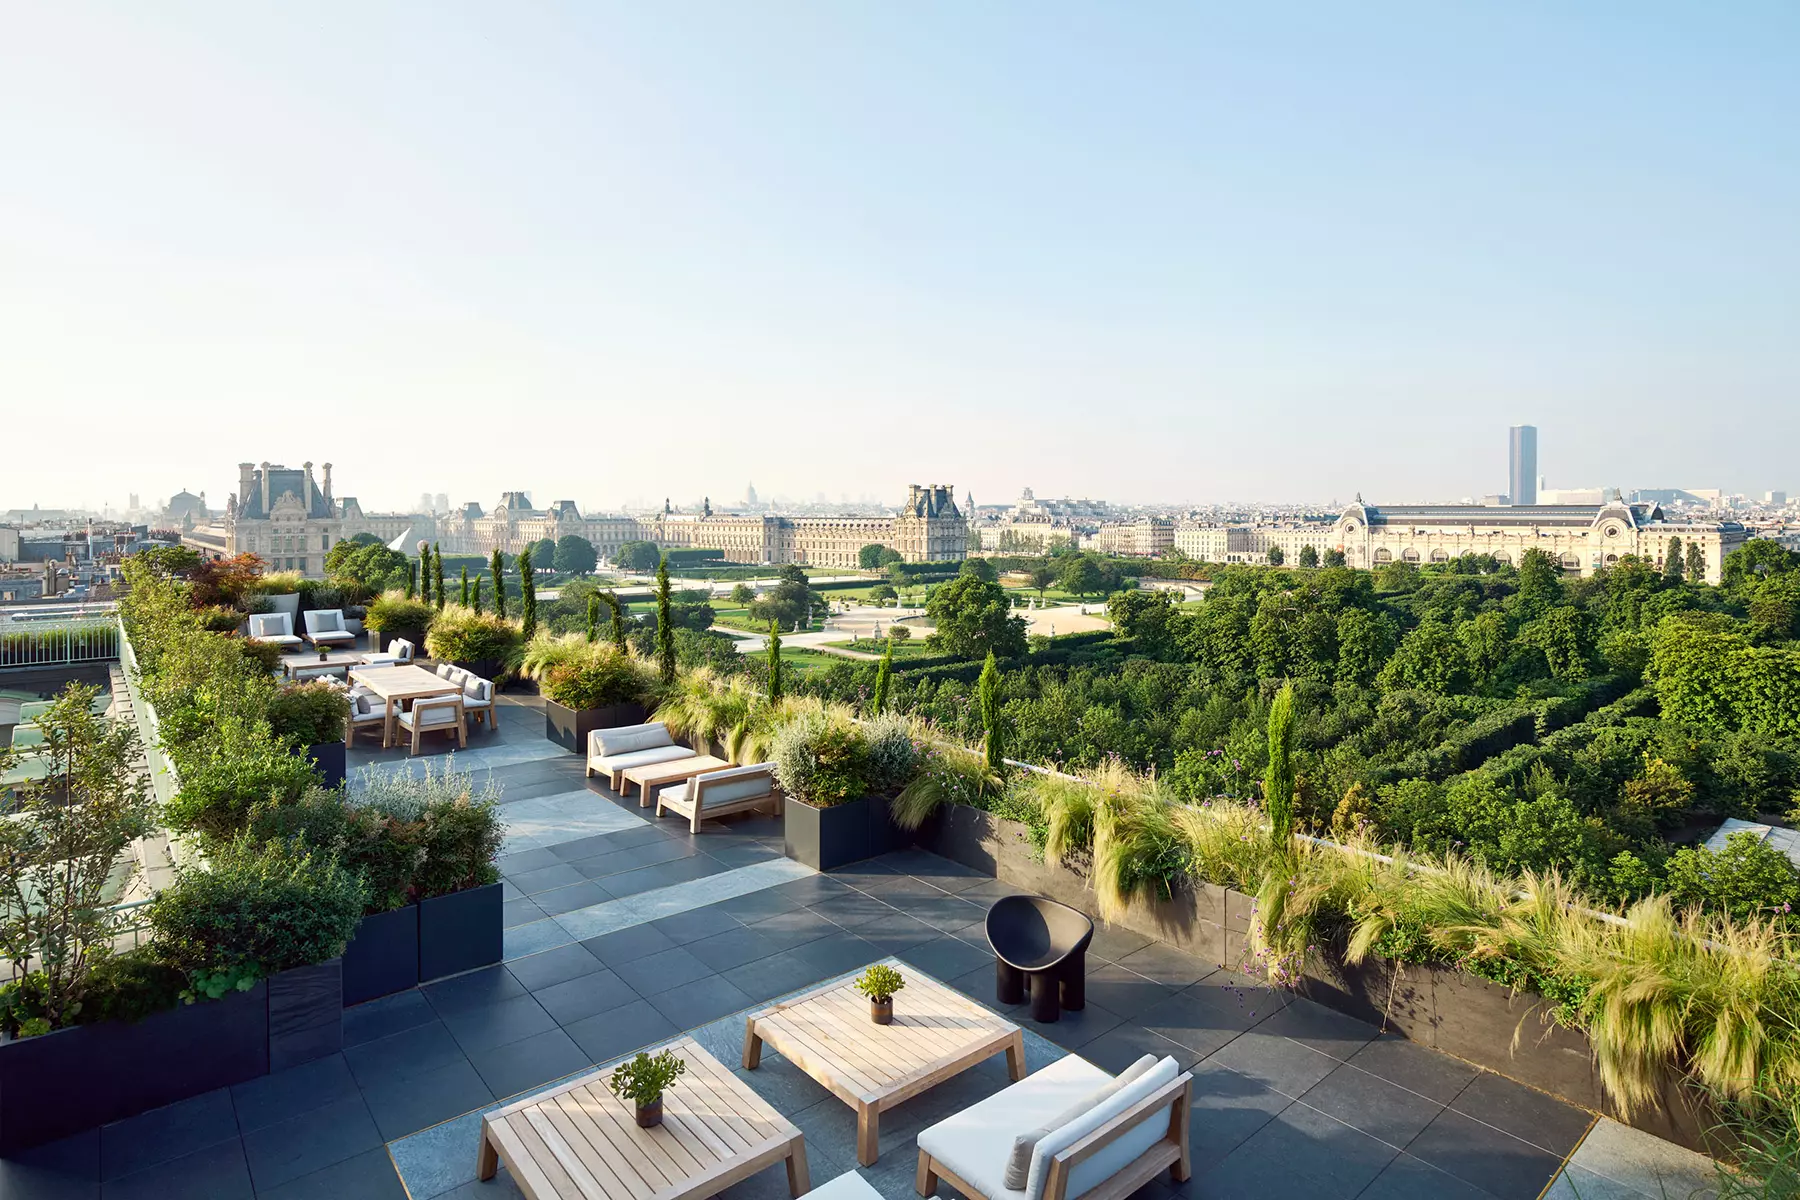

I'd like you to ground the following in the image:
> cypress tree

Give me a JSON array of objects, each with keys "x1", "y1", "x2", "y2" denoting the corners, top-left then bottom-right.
[
  {"x1": 518, "y1": 547, "x2": 537, "y2": 639},
  {"x1": 460, "y1": 566, "x2": 470, "y2": 607},
  {"x1": 433, "y1": 543, "x2": 446, "y2": 611},
  {"x1": 491, "y1": 549, "x2": 507, "y2": 619},
  {"x1": 655, "y1": 556, "x2": 676, "y2": 683},
  {"x1": 1264, "y1": 682, "x2": 1298, "y2": 849},
  {"x1": 405, "y1": 560, "x2": 418, "y2": 600},
  {"x1": 872, "y1": 637, "x2": 893, "y2": 714},
  {"x1": 766, "y1": 620, "x2": 783, "y2": 703},
  {"x1": 603, "y1": 592, "x2": 627, "y2": 651},
  {"x1": 1686, "y1": 541, "x2": 1706, "y2": 583},
  {"x1": 472, "y1": 575, "x2": 484, "y2": 614},
  {"x1": 978, "y1": 651, "x2": 1004, "y2": 776},
  {"x1": 1665, "y1": 536, "x2": 1685, "y2": 582},
  {"x1": 586, "y1": 594, "x2": 600, "y2": 643}
]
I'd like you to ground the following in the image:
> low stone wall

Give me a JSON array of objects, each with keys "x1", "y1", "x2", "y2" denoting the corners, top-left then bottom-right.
[{"x1": 912, "y1": 801, "x2": 1718, "y2": 1154}]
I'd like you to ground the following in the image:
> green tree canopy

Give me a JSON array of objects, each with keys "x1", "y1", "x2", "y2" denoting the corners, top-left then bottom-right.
[
  {"x1": 617, "y1": 541, "x2": 662, "y2": 573},
  {"x1": 554, "y1": 534, "x2": 598, "y2": 575},
  {"x1": 959, "y1": 557, "x2": 999, "y2": 583},
  {"x1": 925, "y1": 575, "x2": 1028, "y2": 660}
]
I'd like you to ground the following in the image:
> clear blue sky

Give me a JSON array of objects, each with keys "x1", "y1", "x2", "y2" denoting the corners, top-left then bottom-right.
[{"x1": 2, "y1": 2, "x2": 1795, "y2": 513}]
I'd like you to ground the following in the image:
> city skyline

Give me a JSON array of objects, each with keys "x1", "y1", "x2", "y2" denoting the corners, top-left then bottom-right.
[{"x1": 3, "y1": 4, "x2": 1796, "y2": 508}]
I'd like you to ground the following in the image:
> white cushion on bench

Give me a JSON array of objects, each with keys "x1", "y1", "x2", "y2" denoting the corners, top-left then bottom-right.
[
  {"x1": 594, "y1": 745, "x2": 694, "y2": 776},
  {"x1": 918, "y1": 1055, "x2": 1110, "y2": 1200},
  {"x1": 1026, "y1": 1057, "x2": 1178, "y2": 1200},
  {"x1": 805, "y1": 1172, "x2": 881, "y2": 1200}
]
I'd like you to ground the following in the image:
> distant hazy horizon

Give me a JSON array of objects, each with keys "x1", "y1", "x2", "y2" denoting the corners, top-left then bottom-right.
[{"x1": 3, "y1": 3, "x2": 1795, "y2": 512}]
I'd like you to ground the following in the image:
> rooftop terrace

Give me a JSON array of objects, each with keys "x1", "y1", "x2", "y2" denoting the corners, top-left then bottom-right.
[{"x1": 0, "y1": 691, "x2": 1718, "y2": 1200}]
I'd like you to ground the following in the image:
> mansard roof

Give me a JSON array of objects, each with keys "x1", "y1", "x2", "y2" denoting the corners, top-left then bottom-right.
[{"x1": 238, "y1": 466, "x2": 333, "y2": 520}]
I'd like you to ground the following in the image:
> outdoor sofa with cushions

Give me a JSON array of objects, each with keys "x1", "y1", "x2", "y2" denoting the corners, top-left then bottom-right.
[
  {"x1": 302, "y1": 609, "x2": 357, "y2": 648},
  {"x1": 247, "y1": 611, "x2": 304, "y2": 648},
  {"x1": 915, "y1": 1053, "x2": 1190, "y2": 1200},
  {"x1": 585, "y1": 722, "x2": 695, "y2": 789},
  {"x1": 654, "y1": 762, "x2": 779, "y2": 832}
]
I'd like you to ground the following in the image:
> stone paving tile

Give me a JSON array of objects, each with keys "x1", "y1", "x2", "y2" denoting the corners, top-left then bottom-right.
[
  {"x1": 1406, "y1": 1107, "x2": 1569, "y2": 1200},
  {"x1": 101, "y1": 1136, "x2": 253, "y2": 1200},
  {"x1": 99, "y1": 1086, "x2": 238, "y2": 1180}
]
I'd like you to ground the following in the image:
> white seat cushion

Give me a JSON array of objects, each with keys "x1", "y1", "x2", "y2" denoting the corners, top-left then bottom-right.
[
  {"x1": 589, "y1": 722, "x2": 674, "y2": 757},
  {"x1": 804, "y1": 1172, "x2": 881, "y2": 1200},
  {"x1": 1004, "y1": 1055, "x2": 1159, "y2": 1188},
  {"x1": 918, "y1": 1055, "x2": 1112, "y2": 1200},
  {"x1": 399, "y1": 699, "x2": 462, "y2": 729}
]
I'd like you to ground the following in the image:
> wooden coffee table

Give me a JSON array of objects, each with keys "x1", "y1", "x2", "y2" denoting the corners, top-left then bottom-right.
[
  {"x1": 742, "y1": 965, "x2": 1024, "y2": 1165},
  {"x1": 622, "y1": 754, "x2": 729, "y2": 807},
  {"x1": 478, "y1": 1037, "x2": 810, "y2": 1200}
]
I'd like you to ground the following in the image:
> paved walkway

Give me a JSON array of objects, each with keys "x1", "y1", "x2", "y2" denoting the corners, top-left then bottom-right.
[{"x1": 0, "y1": 692, "x2": 1722, "y2": 1200}]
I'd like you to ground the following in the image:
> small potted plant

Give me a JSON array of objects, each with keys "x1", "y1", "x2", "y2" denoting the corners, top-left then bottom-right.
[
  {"x1": 608, "y1": 1048, "x2": 687, "y2": 1128},
  {"x1": 855, "y1": 964, "x2": 905, "y2": 1025}
]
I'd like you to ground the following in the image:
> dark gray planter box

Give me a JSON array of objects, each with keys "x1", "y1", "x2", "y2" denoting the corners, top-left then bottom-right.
[
  {"x1": 267, "y1": 959, "x2": 343, "y2": 1072},
  {"x1": 343, "y1": 905, "x2": 421, "y2": 1006},
  {"x1": 784, "y1": 795, "x2": 901, "y2": 871},
  {"x1": 305, "y1": 739, "x2": 347, "y2": 790},
  {"x1": 544, "y1": 699, "x2": 649, "y2": 753},
  {"x1": 0, "y1": 982, "x2": 268, "y2": 1154},
  {"x1": 419, "y1": 882, "x2": 504, "y2": 982}
]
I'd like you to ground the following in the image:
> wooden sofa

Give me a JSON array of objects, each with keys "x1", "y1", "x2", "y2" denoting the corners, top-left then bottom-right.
[{"x1": 653, "y1": 762, "x2": 779, "y2": 832}]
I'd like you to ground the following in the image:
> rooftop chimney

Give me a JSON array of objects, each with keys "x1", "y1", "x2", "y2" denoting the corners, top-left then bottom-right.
[
  {"x1": 238, "y1": 463, "x2": 255, "y2": 511},
  {"x1": 260, "y1": 463, "x2": 271, "y2": 514},
  {"x1": 321, "y1": 463, "x2": 333, "y2": 502},
  {"x1": 303, "y1": 462, "x2": 314, "y2": 510}
]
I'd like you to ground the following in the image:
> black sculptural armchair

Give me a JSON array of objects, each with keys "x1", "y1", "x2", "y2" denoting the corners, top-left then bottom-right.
[{"x1": 984, "y1": 894, "x2": 1094, "y2": 1022}]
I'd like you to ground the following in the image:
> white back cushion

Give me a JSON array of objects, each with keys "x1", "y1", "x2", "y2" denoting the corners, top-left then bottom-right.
[
  {"x1": 1027, "y1": 1057, "x2": 1179, "y2": 1200},
  {"x1": 462, "y1": 677, "x2": 492, "y2": 701},
  {"x1": 436, "y1": 663, "x2": 454, "y2": 678},
  {"x1": 305, "y1": 610, "x2": 344, "y2": 633},
  {"x1": 592, "y1": 722, "x2": 672, "y2": 756},
  {"x1": 698, "y1": 764, "x2": 775, "y2": 808},
  {"x1": 391, "y1": 638, "x2": 414, "y2": 660}
]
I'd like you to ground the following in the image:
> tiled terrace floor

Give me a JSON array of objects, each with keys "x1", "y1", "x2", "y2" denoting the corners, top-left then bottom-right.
[{"x1": 1, "y1": 692, "x2": 1710, "y2": 1200}]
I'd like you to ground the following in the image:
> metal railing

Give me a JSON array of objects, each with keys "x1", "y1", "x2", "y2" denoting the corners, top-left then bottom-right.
[{"x1": 0, "y1": 613, "x2": 120, "y2": 669}]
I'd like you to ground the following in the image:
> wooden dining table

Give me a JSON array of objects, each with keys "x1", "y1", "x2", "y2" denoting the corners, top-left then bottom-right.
[{"x1": 349, "y1": 664, "x2": 465, "y2": 748}]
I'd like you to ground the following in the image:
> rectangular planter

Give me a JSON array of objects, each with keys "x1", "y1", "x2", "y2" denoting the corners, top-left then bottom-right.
[
  {"x1": 342, "y1": 905, "x2": 421, "y2": 1006},
  {"x1": 419, "y1": 882, "x2": 504, "y2": 982},
  {"x1": 267, "y1": 959, "x2": 343, "y2": 1072},
  {"x1": 544, "y1": 699, "x2": 649, "y2": 753},
  {"x1": 0, "y1": 982, "x2": 268, "y2": 1154},
  {"x1": 305, "y1": 739, "x2": 347, "y2": 790},
  {"x1": 786, "y1": 795, "x2": 897, "y2": 871}
]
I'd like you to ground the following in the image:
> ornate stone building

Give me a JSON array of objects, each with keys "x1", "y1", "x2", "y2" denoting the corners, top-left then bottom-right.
[
  {"x1": 1331, "y1": 497, "x2": 1746, "y2": 584},
  {"x1": 438, "y1": 483, "x2": 968, "y2": 567},
  {"x1": 1087, "y1": 518, "x2": 1174, "y2": 558},
  {"x1": 219, "y1": 462, "x2": 342, "y2": 577}
]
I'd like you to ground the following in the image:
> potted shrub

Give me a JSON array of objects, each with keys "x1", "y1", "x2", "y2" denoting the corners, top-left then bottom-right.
[
  {"x1": 248, "y1": 788, "x2": 424, "y2": 1007},
  {"x1": 408, "y1": 766, "x2": 506, "y2": 981},
  {"x1": 425, "y1": 605, "x2": 523, "y2": 684},
  {"x1": 607, "y1": 1048, "x2": 686, "y2": 1128},
  {"x1": 774, "y1": 707, "x2": 877, "y2": 870},
  {"x1": 148, "y1": 836, "x2": 365, "y2": 1072},
  {"x1": 855, "y1": 964, "x2": 904, "y2": 1025},
  {"x1": 535, "y1": 642, "x2": 657, "y2": 752},
  {"x1": 267, "y1": 679, "x2": 352, "y2": 790},
  {"x1": 365, "y1": 591, "x2": 436, "y2": 657}
]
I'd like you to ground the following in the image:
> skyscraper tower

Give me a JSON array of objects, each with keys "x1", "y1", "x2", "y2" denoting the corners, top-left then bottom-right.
[{"x1": 1509, "y1": 425, "x2": 1538, "y2": 505}]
